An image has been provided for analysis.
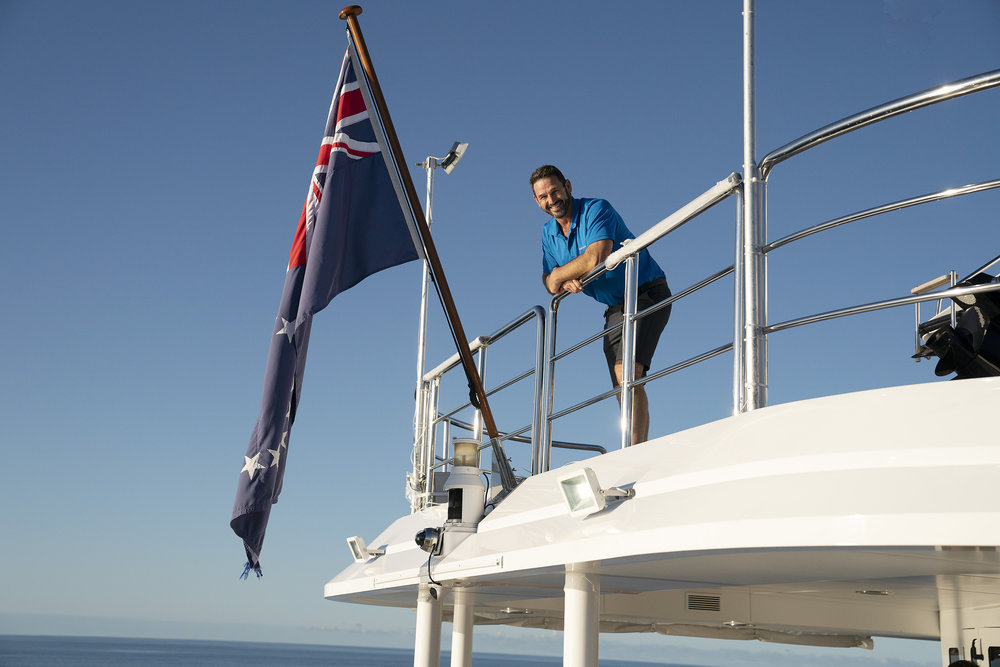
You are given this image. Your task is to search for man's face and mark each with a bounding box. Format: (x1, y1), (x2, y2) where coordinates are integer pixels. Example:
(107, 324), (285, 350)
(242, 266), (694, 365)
(532, 176), (572, 220)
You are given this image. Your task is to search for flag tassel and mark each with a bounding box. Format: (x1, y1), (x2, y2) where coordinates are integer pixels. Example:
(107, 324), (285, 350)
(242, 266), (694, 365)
(240, 562), (263, 580)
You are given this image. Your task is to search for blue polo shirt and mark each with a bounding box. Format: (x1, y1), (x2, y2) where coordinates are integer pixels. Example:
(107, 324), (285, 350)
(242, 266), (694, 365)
(541, 198), (664, 306)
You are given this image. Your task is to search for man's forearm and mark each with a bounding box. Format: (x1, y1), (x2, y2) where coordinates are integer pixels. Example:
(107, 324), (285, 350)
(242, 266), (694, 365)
(543, 240), (611, 294)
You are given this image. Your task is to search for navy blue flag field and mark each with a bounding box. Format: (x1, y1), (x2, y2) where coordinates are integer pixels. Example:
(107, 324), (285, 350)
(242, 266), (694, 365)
(231, 50), (422, 577)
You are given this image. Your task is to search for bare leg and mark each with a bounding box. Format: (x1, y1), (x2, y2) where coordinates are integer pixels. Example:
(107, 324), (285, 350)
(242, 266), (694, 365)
(614, 361), (649, 446)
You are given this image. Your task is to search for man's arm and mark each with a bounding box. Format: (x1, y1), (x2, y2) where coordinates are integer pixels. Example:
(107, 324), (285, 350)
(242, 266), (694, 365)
(542, 239), (613, 294)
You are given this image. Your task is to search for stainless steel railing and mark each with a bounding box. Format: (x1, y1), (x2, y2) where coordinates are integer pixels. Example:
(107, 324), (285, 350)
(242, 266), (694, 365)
(759, 69), (1000, 180)
(536, 69), (1000, 472)
(410, 306), (545, 510)
(410, 67), (1000, 503)
(539, 174), (744, 469)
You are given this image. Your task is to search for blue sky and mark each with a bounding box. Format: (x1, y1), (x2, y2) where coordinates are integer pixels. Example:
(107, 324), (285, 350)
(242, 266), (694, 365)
(1, 1), (998, 665)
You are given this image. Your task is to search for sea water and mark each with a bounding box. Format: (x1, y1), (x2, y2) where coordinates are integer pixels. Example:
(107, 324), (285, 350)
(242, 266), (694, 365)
(0, 635), (700, 667)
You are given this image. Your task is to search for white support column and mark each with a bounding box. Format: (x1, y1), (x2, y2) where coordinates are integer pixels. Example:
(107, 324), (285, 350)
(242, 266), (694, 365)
(450, 587), (474, 667)
(563, 567), (600, 667)
(414, 584), (443, 667)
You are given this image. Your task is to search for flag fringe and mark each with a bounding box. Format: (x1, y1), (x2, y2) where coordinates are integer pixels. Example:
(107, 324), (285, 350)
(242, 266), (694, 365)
(240, 562), (263, 580)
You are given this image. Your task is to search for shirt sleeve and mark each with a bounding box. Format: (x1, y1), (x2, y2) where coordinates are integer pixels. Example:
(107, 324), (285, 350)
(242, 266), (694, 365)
(541, 243), (557, 274)
(577, 199), (620, 249)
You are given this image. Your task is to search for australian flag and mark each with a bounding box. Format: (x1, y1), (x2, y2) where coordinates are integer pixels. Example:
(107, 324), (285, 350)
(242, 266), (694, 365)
(231, 50), (423, 576)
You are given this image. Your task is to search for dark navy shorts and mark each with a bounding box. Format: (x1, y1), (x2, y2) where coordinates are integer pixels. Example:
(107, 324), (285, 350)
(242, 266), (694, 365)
(602, 277), (671, 387)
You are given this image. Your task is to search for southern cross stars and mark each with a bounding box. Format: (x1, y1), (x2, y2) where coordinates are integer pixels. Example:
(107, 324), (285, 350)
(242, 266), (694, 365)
(241, 381), (294, 478)
(275, 316), (294, 343)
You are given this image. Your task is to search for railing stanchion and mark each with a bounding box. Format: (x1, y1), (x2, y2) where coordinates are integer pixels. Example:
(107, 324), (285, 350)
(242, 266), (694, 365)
(732, 186), (745, 415)
(530, 307), (546, 475)
(540, 296), (563, 473)
(619, 256), (639, 449)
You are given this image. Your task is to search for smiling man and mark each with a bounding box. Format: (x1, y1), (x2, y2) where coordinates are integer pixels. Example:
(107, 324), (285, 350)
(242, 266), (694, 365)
(531, 165), (671, 446)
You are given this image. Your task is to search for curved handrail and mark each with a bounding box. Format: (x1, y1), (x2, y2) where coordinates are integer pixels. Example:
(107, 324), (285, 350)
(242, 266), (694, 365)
(765, 178), (1000, 254)
(759, 68), (1000, 180)
(766, 282), (1000, 335)
(540, 176), (745, 468)
(605, 173), (742, 269)
(414, 306), (546, 508)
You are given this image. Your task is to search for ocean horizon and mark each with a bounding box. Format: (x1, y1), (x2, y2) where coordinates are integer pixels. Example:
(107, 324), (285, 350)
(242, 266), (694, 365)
(0, 635), (703, 667)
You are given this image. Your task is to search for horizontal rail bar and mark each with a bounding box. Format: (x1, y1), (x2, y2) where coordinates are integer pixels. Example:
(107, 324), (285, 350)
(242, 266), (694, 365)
(765, 178), (1000, 253)
(605, 173), (743, 269)
(760, 68), (1000, 180)
(423, 307), (545, 382)
(550, 265), (735, 364)
(442, 417), (606, 455)
(431, 366), (536, 425)
(963, 252), (1000, 283)
(423, 336), (487, 382)
(548, 386), (621, 423)
(636, 343), (734, 388)
(766, 282), (1000, 335)
(488, 367), (535, 395)
(548, 341), (734, 426)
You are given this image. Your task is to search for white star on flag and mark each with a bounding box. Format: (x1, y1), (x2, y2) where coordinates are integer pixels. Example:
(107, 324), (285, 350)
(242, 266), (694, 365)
(275, 316), (294, 342)
(241, 452), (266, 481)
(267, 446), (282, 468)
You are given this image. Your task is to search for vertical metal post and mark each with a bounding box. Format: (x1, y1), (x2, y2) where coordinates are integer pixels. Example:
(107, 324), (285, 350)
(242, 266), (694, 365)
(742, 0), (768, 411)
(414, 584), (443, 667)
(424, 378), (440, 506)
(411, 159), (436, 512)
(473, 346), (487, 441)
(563, 566), (600, 667)
(732, 187), (746, 415)
(619, 256), (639, 449)
(530, 307), (546, 475)
(539, 298), (560, 473)
(450, 588), (475, 667)
(949, 270), (958, 328)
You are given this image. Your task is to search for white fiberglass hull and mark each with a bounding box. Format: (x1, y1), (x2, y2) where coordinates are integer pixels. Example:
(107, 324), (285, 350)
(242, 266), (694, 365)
(326, 377), (1000, 650)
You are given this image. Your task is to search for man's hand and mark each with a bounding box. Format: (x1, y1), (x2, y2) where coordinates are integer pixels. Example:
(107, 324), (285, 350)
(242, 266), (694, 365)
(542, 239), (612, 295)
(560, 279), (584, 293)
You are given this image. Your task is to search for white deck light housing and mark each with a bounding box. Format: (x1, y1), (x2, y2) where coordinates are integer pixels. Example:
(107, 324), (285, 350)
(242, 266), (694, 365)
(557, 467), (635, 518)
(438, 141), (468, 174)
(346, 536), (384, 563)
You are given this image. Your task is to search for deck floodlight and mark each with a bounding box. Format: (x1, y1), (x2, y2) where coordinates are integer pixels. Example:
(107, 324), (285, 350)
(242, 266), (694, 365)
(557, 467), (635, 518)
(415, 527), (443, 555)
(346, 536), (384, 563)
(438, 141), (468, 174)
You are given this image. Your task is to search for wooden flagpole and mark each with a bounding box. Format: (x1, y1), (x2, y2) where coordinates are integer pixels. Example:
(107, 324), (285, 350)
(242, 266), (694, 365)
(339, 5), (518, 493)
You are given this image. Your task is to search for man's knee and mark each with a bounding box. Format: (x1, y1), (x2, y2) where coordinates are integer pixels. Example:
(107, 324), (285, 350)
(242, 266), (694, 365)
(613, 361), (646, 386)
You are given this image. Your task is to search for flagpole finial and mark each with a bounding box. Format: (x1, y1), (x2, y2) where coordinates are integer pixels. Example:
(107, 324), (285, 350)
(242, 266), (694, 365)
(339, 5), (362, 20)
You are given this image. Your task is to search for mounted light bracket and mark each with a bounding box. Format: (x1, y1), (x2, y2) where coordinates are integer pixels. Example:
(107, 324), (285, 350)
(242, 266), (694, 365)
(346, 536), (385, 563)
(557, 467), (635, 518)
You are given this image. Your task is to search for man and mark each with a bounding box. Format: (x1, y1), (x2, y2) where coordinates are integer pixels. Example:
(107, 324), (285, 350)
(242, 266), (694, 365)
(531, 165), (671, 446)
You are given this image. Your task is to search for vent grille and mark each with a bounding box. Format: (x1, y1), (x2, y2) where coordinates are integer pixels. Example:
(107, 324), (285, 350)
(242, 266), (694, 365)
(686, 593), (722, 612)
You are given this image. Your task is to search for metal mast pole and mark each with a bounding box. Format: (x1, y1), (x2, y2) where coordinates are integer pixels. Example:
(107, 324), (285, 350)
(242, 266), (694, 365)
(415, 157), (437, 402)
(340, 6), (518, 492)
(411, 157), (436, 509)
(741, 0), (767, 411)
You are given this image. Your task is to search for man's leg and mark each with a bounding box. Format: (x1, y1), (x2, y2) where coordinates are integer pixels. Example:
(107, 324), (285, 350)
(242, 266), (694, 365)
(614, 361), (649, 446)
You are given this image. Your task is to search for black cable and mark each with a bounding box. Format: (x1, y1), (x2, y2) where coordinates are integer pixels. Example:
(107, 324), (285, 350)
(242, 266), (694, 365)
(426, 549), (441, 586)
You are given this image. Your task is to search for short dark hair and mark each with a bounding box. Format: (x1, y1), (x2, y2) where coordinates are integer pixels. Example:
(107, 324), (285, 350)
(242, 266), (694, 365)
(529, 165), (566, 188)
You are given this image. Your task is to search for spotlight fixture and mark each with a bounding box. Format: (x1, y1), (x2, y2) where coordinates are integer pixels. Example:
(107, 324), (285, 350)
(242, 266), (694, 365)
(415, 527), (443, 555)
(438, 141), (468, 174)
(557, 467), (635, 518)
(346, 536), (384, 563)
